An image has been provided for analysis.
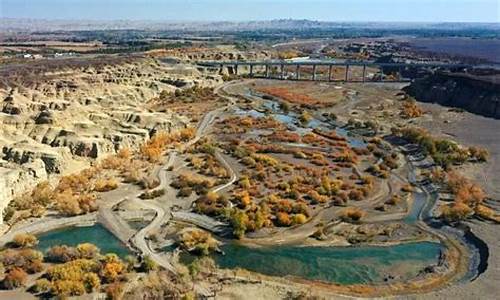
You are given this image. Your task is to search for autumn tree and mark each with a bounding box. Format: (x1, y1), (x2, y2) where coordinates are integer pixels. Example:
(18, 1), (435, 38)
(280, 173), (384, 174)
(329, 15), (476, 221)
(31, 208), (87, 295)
(106, 282), (124, 300)
(340, 207), (365, 223)
(12, 233), (38, 248)
(276, 212), (292, 227)
(83, 273), (100, 293)
(231, 209), (249, 239)
(3, 267), (27, 289)
(94, 178), (119, 192)
(292, 213), (308, 225)
(32, 278), (52, 294)
(46, 245), (80, 263)
(441, 202), (473, 223)
(142, 255), (158, 273)
(76, 243), (100, 259)
(100, 254), (125, 283)
(233, 190), (252, 209)
(51, 280), (86, 297)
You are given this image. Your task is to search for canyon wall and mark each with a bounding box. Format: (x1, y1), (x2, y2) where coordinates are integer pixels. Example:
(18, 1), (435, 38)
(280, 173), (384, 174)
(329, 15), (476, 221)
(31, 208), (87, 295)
(0, 56), (221, 223)
(404, 72), (500, 119)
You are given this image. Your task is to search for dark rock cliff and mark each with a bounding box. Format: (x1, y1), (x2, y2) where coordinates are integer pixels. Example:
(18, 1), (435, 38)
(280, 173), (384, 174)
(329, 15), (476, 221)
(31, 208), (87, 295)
(404, 72), (500, 119)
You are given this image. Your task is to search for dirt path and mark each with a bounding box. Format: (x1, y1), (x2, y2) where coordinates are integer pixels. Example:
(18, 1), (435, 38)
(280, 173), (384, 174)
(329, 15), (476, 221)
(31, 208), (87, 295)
(127, 80), (239, 273)
(97, 184), (141, 244)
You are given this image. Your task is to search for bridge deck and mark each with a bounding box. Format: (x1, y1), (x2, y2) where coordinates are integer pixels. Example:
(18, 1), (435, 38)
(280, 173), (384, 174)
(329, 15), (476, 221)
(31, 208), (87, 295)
(197, 60), (471, 68)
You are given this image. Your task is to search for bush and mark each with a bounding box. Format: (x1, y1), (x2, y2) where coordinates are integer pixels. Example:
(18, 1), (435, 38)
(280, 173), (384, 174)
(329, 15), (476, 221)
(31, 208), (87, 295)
(12, 233), (38, 248)
(178, 230), (219, 256)
(309, 190), (328, 204)
(469, 146), (489, 162)
(400, 100), (424, 119)
(239, 177), (251, 189)
(178, 187), (193, 197)
(3, 268), (27, 289)
(292, 214), (308, 225)
(117, 148), (132, 160)
(475, 205), (496, 220)
(340, 207), (365, 223)
(139, 189), (166, 199)
(276, 212), (292, 227)
(0, 248), (44, 274)
(348, 189), (364, 201)
(94, 178), (119, 192)
(31, 181), (54, 207)
(46, 245), (80, 263)
(179, 127), (196, 141)
(233, 191), (252, 209)
(83, 273), (100, 292)
(142, 255), (158, 273)
(52, 280), (86, 297)
(257, 87), (321, 107)
(54, 190), (97, 216)
(440, 202), (473, 223)
(32, 278), (52, 294)
(230, 210), (249, 239)
(106, 282), (124, 300)
(76, 243), (100, 259)
(100, 255), (125, 283)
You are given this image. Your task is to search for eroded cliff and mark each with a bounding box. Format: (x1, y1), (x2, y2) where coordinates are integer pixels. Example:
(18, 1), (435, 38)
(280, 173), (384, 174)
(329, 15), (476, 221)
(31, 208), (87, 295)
(404, 71), (500, 119)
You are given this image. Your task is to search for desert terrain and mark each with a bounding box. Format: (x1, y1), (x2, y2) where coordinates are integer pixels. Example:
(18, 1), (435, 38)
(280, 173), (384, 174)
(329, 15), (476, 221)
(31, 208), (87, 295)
(0, 21), (498, 300)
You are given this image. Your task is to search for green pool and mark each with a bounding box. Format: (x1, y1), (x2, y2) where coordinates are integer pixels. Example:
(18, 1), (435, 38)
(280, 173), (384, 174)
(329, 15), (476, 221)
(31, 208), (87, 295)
(37, 224), (130, 258)
(196, 241), (442, 285)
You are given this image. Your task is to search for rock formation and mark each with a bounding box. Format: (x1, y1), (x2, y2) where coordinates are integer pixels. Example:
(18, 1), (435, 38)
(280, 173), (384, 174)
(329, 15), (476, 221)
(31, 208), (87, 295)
(404, 71), (500, 119)
(0, 55), (222, 222)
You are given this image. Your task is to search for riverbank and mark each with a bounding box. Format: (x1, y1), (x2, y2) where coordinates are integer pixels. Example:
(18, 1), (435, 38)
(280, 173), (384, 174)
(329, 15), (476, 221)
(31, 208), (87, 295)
(414, 104), (500, 299)
(0, 213), (97, 247)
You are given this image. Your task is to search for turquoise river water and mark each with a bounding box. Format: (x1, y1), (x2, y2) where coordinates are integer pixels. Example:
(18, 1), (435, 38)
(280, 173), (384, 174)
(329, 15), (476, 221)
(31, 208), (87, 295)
(183, 242), (442, 284)
(37, 224), (130, 258)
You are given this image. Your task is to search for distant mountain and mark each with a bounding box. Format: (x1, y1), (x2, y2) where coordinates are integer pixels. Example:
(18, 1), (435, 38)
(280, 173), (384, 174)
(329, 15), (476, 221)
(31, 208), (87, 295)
(1, 18), (499, 33)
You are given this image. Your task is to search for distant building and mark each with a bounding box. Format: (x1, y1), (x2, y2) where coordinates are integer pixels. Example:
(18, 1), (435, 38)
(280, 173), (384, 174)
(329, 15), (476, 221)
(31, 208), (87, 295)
(21, 53), (43, 59)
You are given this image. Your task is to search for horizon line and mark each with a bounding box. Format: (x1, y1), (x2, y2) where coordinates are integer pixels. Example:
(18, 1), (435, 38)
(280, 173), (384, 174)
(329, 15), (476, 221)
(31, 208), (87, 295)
(1, 17), (499, 25)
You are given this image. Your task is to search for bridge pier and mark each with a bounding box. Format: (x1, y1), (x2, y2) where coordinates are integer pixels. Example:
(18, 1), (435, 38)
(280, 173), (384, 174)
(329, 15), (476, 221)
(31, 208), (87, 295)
(198, 61), (469, 83)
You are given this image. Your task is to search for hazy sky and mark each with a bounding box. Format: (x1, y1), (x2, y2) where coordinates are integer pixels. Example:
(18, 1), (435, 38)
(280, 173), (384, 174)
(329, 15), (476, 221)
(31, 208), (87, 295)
(1, 0), (499, 22)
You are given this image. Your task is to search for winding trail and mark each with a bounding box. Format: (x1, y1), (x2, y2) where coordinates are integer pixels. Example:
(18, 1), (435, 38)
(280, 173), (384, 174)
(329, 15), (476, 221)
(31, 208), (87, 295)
(212, 151), (238, 193)
(128, 81), (239, 272)
(129, 150), (177, 272)
(98, 185), (140, 244)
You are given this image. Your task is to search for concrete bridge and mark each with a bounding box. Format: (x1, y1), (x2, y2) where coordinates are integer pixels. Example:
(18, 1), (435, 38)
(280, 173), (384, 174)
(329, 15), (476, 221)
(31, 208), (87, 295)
(197, 60), (471, 83)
